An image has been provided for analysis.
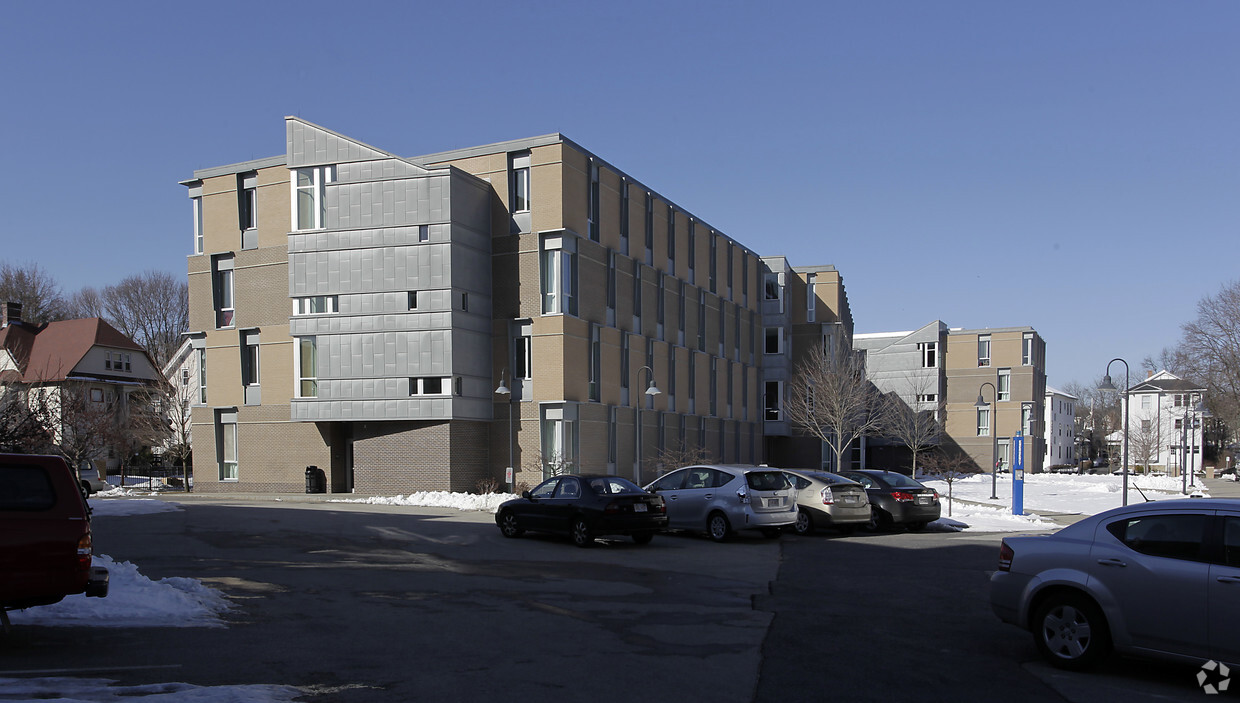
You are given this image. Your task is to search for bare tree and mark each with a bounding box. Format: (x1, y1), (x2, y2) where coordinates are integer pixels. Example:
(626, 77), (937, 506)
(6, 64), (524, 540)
(52, 386), (116, 478)
(1162, 281), (1240, 447)
(879, 373), (944, 476)
(784, 344), (889, 473)
(107, 388), (170, 488)
(0, 379), (54, 453)
(654, 441), (715, 476)
(1128, 418), (1162, 474)
(0, 261), (66, 325)
(919, 450), (981, 517)
(95, 271), (189, 369)
(64, 286), (106, 319)
(162, 378), (194, 491)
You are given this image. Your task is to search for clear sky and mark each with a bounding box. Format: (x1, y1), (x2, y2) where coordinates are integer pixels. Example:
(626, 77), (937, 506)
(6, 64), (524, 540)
(2, 1), (1236, 390)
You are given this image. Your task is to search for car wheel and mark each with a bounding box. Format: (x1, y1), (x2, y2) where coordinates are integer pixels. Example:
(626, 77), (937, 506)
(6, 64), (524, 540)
(706, 512), (731, 542)
(498, 510), (524, 538)
(570, 517), (593, 548)
(1033, 593), (1111, 670)
(866, 507), (892, 532)
(792, 510), (813, 536)
(632, 533), (654, 545)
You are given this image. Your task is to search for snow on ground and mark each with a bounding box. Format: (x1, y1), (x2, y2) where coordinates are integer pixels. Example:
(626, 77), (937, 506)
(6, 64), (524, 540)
(330, 490), (513, 512)
(0, 678), (303, 702)
(920, 471), (1204, 532)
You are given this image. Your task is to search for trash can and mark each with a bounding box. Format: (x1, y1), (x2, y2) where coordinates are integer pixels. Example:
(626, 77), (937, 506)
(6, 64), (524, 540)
(305, 465), (325, 494)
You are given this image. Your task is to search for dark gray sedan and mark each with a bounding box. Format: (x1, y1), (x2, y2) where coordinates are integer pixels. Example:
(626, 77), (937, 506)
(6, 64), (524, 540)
(838, 470), (940, 531)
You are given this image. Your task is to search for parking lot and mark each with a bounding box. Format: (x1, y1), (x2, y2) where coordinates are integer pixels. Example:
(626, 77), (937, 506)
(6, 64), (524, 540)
(0, 496), (1224, 702)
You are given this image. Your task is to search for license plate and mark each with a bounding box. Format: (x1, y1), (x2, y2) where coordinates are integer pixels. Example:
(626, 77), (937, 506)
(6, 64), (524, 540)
(765, 498), (781, 508)
(916, 496), (930, 505)
(842, 495), (858, 504)
(633, 503), (647, 512)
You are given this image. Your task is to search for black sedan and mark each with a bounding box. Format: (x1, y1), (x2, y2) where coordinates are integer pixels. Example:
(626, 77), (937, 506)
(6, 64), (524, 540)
(838, 470), (941, 531)
(495, 474), (668, 547)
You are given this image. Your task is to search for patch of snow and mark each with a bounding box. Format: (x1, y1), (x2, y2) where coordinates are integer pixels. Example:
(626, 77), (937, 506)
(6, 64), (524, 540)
(330, 491), (514, 512)
(88, 498), (184, 517)
(0, 677), (302, 702)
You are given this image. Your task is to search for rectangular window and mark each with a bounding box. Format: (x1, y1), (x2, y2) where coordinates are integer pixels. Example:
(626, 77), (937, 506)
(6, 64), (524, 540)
(219, 413), (238, 481)
(1141, 394), (1153, 410)
(293, 166), (333, 231)
(717, 300), (726, 357)
(589, 323), (601, 402)
(512, 320), (533, 381)
(916, 393), (938, 403)
(666, 207), (675, 270)
(668, 345), (677, 413)
(607, 250), (617, 313)
(977, 407), (990, 436)
(765, 381), (781, 421)
(709, 357), (718, 417)
(978, 335), (991, 367)
(621, 334), (631, 392)
(608, 407), (618, 465)
(678, 281), (687, 344)
(644, 192), (654, 266)
(697, 291), (706, 352)
(241, 331), (260, 387)
(295, 336), (317, 398)
(998, 368), (1011, 401)
(806, 272), (816, 322)
(192, 196), (203, 254)
(633, 260), (642, 327)
(656, 275), (665, 340)
(90, 388), (104, 403)
(741, 253), (749, 305)
(238, 172), (257, 232)
(687, 221), (696, 285)
(764, 272), (783, 311)
(765, 327), (782, 355)
(510, 152), (531, 213)
(540, 234), (577, 315)
(588, 160), (600, 241)
(410, 377), (449, 396)
(1174, 394), (1186, 407)
(1022, 402), (1033, 435)
(726, 242), (734, 300)
(408, 291), (418, 310)
(460, 293), (469, 312)
(419, 224), (430, 242)
(619, 179), (630, 255)
(688, 351), (697, 413)
(293, 295), (339, 315)
(919, 341), (937, 368)
(1022, 332), (1034, 366)
(708, 232), (717, 293)
(197, 347), (207, 404)
(212, 255), (234, 328)
(726, 362), (733, 417)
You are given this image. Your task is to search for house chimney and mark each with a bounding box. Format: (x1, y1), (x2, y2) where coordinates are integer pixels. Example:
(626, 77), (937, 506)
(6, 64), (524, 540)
(1, 301), (20, 328)
(1147, 370), (1154, 379)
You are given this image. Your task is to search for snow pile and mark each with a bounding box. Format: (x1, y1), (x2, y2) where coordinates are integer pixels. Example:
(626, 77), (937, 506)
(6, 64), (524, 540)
(7, 554), (232, 628)
(331, 490), (515, 512)
(89, 497), (184, 517)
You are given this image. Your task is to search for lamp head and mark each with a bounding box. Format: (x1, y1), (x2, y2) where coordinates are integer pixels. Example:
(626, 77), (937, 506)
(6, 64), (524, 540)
(1098, 375), (1117, 392)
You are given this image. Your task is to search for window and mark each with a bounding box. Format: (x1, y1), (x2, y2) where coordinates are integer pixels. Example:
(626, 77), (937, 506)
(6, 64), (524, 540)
(633, 260), (642, 327)
(620, 179), (630, 255)
(667, 346), (677, 413)
(238, 172), (257, 232)
(708, 232), (717, 293)
(589, 323), (601, 402)
(1141, 419), (1152, 432)
(90, 388), (104, 403)
(977, 407), (990, 436)
(687, 221), (696, 285)
(293, 166), (333, 231)
(293, 295), (339, 315)
(806, 272), (816, 322)
(197, 347), (207, 404)
(408, 291), (418, 310)
(998, 368), (1011, 401)
(917, 393), (938, 403)
(540, 234), (577, 315)
(709, 357), (717, 417)
(181, 368), (189, 387)
(510, 152), (531, 213)
(514, 320), (533, 381)
(1106, 514), (1209, 562)
(1022, 332), (1034, 366)
(741, 253), (749, 305)
(977, 335), (991, 367)
(644, 192), (654, 266)
(606, 250), (616, 314)
(419, 225), (430, 242)
(678, 281), (687, 344)
(726, 242), (734, 300)
(410, 377), (449, 396)
(764, 381), (782, 421)
(608, 407), (618, 465)
(918, 342), (937, 368)
(460, 293), (468, 312)
(105, 351), (131, 373)
(241, 331), (260, 387)
(697, 291), (706, 352)
(687, 351), (696, 413)
(666, 207), (675, 270)
(656, 275), (665, 339)
(1022, 402), (1033, 435)
(218, 413), (238, 481)
(620, 333), (631, 393)
(764, 272), (783, 309)
(718, 299), (726, 357)
(295, 336), (317, 398)
(192, 195), (203, 254)
(587, 160), (599, 241)
(212, 255), (234, 328)
(540, 405), (578, 478)
(1141, 395), (1153, 411)
(764, 327), (782, 355)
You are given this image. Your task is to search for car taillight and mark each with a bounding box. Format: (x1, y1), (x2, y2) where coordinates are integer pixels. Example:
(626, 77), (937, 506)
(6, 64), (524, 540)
(820, 487), (835, 505)
(891, 491), (915, 502)
(77, 532), (93, 571)
(605, 502), (620, 514)
(998, 540), (1013, 572)
(737, 487), (750, 504)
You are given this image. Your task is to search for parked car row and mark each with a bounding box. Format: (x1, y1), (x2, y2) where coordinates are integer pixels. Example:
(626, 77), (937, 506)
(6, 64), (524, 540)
(495, 465), (942, 546)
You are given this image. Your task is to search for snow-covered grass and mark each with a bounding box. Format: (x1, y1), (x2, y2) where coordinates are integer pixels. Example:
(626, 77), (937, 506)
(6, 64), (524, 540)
(329, 490), (514, 512)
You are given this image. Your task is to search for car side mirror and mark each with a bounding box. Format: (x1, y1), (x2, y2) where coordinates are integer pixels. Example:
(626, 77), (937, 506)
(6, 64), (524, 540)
(522, 490), (534, 501)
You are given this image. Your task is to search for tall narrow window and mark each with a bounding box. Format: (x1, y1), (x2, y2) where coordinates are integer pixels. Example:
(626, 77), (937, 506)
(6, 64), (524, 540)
(688, 351), (697, 414)
(764, 272), (783, 311)
(678, 281), (687, 345)
(608, 407), (618, 465)
(666, 207), (676, 271)
(656, 275), (665, 340)
(741, 253), (749, 305)
(697, 290), (706, 352)
(196, 347), (207, 405)
(587, 160), (600, 241)
(1021, 402), (1033, 435)
(619, 178), (630, 256)
(632, 260), (642, 329)
(998, 368), (1011, 401)
(726, 242), (734, 300)
(295, 336), (318, 398)
(806, 272), (816, 322)
(212, 255), (234, 328)
(978, 335), (991, 367)
(514, 320), (533, 382)
(192, 195), (203, 254)
(1022, 332), (1034, 366)
(765, 327), (782, 355)
(589, 323), (601, 402)
(510, 152), (531, 213)
(293, 166), (333, 231)
(709, 357), (718, 417)
(977, 407), (990, 436)
(718, 299), (726, 357)
(238, 172), (257, 233)
(708, 232), (718, 293)
(765, 381), (781, 421)
(668, 346), (677, 413)
(620, 334), (631, 392)
(687, 221), (697, 285)
(540, 234), (577, 315)
(240, 331), (260, 387)
(218, 412), (238, 481)
(919, 342), (938, 368)
(644, 193), (654, 266)
(606, 249), (617, 314)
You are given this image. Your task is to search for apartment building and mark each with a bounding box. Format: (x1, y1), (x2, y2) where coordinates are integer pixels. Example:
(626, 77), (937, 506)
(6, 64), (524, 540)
(183, 118), (765, 494)
(1044, 386), (1078, 468)
(944, 327), (1047, 474)
(1120, 370), (1207, 474)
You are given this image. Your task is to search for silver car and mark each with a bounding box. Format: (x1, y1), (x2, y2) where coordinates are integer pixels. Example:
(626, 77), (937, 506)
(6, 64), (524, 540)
(645, 465), (797, 541)
(990, 498), (1240, 670)
(782, 469), (869, 535)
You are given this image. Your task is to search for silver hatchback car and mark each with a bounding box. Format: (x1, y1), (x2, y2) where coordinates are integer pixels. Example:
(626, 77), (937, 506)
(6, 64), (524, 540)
(645, 465), (797, 541)
(782, 469), (870, 535)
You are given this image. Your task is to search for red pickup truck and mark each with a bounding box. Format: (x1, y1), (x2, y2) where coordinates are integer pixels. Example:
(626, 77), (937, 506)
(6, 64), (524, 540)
(0, 453), (109, 630)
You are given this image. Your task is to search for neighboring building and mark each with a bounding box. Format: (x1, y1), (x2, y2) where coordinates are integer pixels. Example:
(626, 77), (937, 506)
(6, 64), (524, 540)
(1044, 386), (1078, 468)
(183, 118), (766, 494)
(943, 327), (1047, 474)
(0, 301), (163, 474)
(1120, 370), (1206, 474)
(759, 259), (855, 470)
(157, 337), (200, 461)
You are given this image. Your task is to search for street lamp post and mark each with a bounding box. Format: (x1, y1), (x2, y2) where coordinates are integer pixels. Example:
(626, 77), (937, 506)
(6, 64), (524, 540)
(635, 365), (661, 485)
(1181, 399), (1212, 494)
(494, 369), (515, 494)
(975, 382), (999, 500)
(1099, 358), (1130, 506)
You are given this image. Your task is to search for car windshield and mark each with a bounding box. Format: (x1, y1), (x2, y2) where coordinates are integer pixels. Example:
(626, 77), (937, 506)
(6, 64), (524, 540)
(808, 472), (855, 485)
(746, 471), (791, 491)
(588, 477), (645, 495)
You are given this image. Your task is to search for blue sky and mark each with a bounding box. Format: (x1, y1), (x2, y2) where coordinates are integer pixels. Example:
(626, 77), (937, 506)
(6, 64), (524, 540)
(2, 1), (1236, 390)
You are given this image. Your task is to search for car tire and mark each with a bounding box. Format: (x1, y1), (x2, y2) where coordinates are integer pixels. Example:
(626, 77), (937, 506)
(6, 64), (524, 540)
(632, 533), (654, 545)
(792, 510), (813, 536)
(498, 510), (524, 538)
(866, 507), (892, 532)
(1032, 593), (1111, 670)
(570, 517), (594, 548)
(706, 512), (731, 542)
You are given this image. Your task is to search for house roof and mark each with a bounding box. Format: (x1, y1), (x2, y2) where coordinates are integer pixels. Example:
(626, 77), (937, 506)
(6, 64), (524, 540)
(1127, 370), (1205, 395)
(1, 318), (146, 383)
